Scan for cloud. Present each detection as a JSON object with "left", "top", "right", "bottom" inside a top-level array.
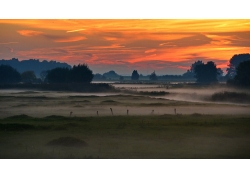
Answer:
[
  {"left": 103, "top": 36, "right": 118, "bottom": 41},
  {"left": 52, "top": 48, "right": 69, "bottom": 54},
  {"left": 53, "top": 36, "right": 86, "bottom": 42},
  {"left": 0, "top": 42, "right": 18, "bottom": 45},
  {"left": 89, "top": 44, "right": 125, "bottom": 49},
  {"left": 39, "top": 34, "right": 87, "bottom": 43},
  {"left": 145, "top": 49, "right": 157, "bottom": 53},
  {"left": 163, "top": 33, "right": 212, "bottom": 48},
  {"left": 205, "top": 32, "right": 250, "bottom": 47},
  {"left": 67, "top": 28, "right": 86, "bottom": 33},
  {"left": 17, "top": 30, "right": 43, "bottom": 36},
  {"left": 17, "top": 30, "right": 86, "bottom": 43},
  {"left": 2, "top": 19, "right": 250, "bottom": 33}
]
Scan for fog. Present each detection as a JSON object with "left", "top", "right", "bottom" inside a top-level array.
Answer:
[
  {"left": 0, "top": 89, "right": 120, "bottom": 98},
  {"left": 0, "top": 86, "right": 250, "bottom": 118},
  {"left": 115, "top": 85, "right": 250, "bottom": 105},
  {"left": 157, "top": 87, "right": 250, "bottom": 105}
]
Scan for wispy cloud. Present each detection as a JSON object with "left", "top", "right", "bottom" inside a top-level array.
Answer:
[
  {"left": 17, "top": 30, "right": 43, "bottom": 36},
  {"left": 67, "top": 29, "right": 85, "bottom": 33},
  {"left": 54, "top": 36, "right": 86, "bottom": 42},
  {"left": 0, "top": 42, "right": 18, "bottom": 45},
  {"left": 145, "top": 49, "right": 157, "bottom": 53},
  {"left": 17, "top": 30, "right": 86, "bottom": 43}
]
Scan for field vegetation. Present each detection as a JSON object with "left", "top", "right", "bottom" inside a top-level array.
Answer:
[
  {"left": 1, "top": 84, "right": 250, "bottom": 159},
  {"left": 0, "top": 114, "right": 250, "bottom": 159}
]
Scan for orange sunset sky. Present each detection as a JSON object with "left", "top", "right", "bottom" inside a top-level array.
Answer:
[{"left": 0, "top": 19, "right": 249, "bottom": 75}]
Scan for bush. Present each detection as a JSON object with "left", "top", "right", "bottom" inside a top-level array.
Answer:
[{"left": 210, "top": 91, "right": 250, "bottom": 103}]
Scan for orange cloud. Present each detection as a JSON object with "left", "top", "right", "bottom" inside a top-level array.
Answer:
[
  {"left": 103, "top": 36, "right": 118, "bottom": 41},
  {"left": 144, "top": 49, "right": 157, "bottom": 53},
  {"left": 1, "top": 19, "right": 249, "bottom": 33},
  {"left": 54, "top": 36, "right": 86, "bottom": 42},
  {"left": 67, "top": 28, "right": 86, "bottom": 33},
  {"left": 16, "top": 29, "right": 86, "bottom": 43},
  {"left": 17, "top": 30, "right": 44, "bottom": 36}
]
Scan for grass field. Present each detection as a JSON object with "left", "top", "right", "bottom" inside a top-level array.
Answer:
[
  {"left": 1, "top": 88, "right": 250, "bottom": 159},
  {"left": 0, "top": 114, "right": 250, "bottom": 159}
]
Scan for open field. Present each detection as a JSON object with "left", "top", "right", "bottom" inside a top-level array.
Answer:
[
  {"left": 0, "top": 114, "right": 250, "bottom": 159},
  {"left": 0, "top": 87, "right": 250, "bottom": 158}
]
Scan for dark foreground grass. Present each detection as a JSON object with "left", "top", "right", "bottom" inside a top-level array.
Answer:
[
  {"left": 210, "top": 91, "right": 250, "bottom": 103},
  {"left": 0, "top": 114, "right": 250, "bottom": 159}
]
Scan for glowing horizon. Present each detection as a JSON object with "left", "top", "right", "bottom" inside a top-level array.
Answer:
[{"left": 0, "top": 19, "right": 249, "bottom": 75}]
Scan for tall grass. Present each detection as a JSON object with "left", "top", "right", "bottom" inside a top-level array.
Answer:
[{"left": 210, "top": 91, "right": 250, "bottom": 103}]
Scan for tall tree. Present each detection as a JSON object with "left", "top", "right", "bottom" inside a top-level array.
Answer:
[
  {"left": 233, "top": 60, "right": 250, "bottom": 87},
  {"left": 69, "top": 64, "right": 93, "bottom": 83},
  {"left": 194, "top": 61, "right": 218, "bottom": 84},
  {"left": 226, "top": 53, "right": 250, "bottom": 78},
  {"left": 46, "top": 67, "right": 70, "bottom": 83},
  {"left": 149, "top": 71, "right": 158, "bottom": 81},
  {"left": 0, "top": 65, "right": 21, "bottom": 83},
  {"left": 183, "top": 60, "right": 204, "bottom": 78},
  {"left": 21, "top": 71, "right": 36, "bottom": 83},
  {"left": 131, "top": 70, "right": 139, "bottom": 80}
]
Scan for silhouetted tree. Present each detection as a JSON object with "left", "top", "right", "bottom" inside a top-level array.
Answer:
[
  {"left": 183, "top": 60, "right": 204, "bottom": 78},
  {"left": 21, "top": 71, "right": 36, "bottom": 83},
  {"left": 69, "top": 64, "right": 93, "bottom": 83},
  {"left": 233, "top": 60, "right": 250, "bottom": 87},
  {"left": 190, "top": 60, "right": 204, "bottom": 73},
  {"left": 194, "top": 61, "right": 218, "bottom": 84},
  {"left": 131, "top": 70, "right": 139, "bottom": 80},
  {"left": 149, "top": 71, "right": 158, "bottom": 81},
  {"left": 226, "top": 53, "right": 250, "bottom": 79},
  {"left": 0, "top": 65, "right": 21, "bottom": 83},
  {"left": 46, "top": 67, "right": 70, "bottom": 83}
]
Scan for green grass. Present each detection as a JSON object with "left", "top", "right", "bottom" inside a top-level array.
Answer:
[{"left": 0, "top": 114, "right": 250, "bottom": 159}]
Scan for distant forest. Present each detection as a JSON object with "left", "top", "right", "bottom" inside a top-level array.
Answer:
[{"left": 0, "top": 58, "right": 71, "bottom": 77}]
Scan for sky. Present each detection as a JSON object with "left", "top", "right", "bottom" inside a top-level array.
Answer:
[{"left": 0, "top": 19, "right": 250, "bottom": 75}]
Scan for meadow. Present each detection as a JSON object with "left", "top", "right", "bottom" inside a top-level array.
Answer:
[
  {"left": 0, "top": 84, "right": 250, "bottom": 158},
  {"left": 0, "top": 114, "right": 250, "bottom": 159}
]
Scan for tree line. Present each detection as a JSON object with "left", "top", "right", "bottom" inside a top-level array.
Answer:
[
  {"left": 45, "top": 64, "right": 93, "bottom": 83},
  {"left": 124, "top": 53, "right": 250, "bottom": 87},
  {"left": 0, "top": 53, "right": 249, "bottom": 87},
  {"left": 0, "top": 64, "right": 94, "bottom": 84}
]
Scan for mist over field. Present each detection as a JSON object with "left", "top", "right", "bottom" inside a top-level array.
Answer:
[
  {"left": 0, "top": 85, "right": 250, "bottom": 119},
  {"left": 156, "top": 87, "right": 250, "bottom": 105}
]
